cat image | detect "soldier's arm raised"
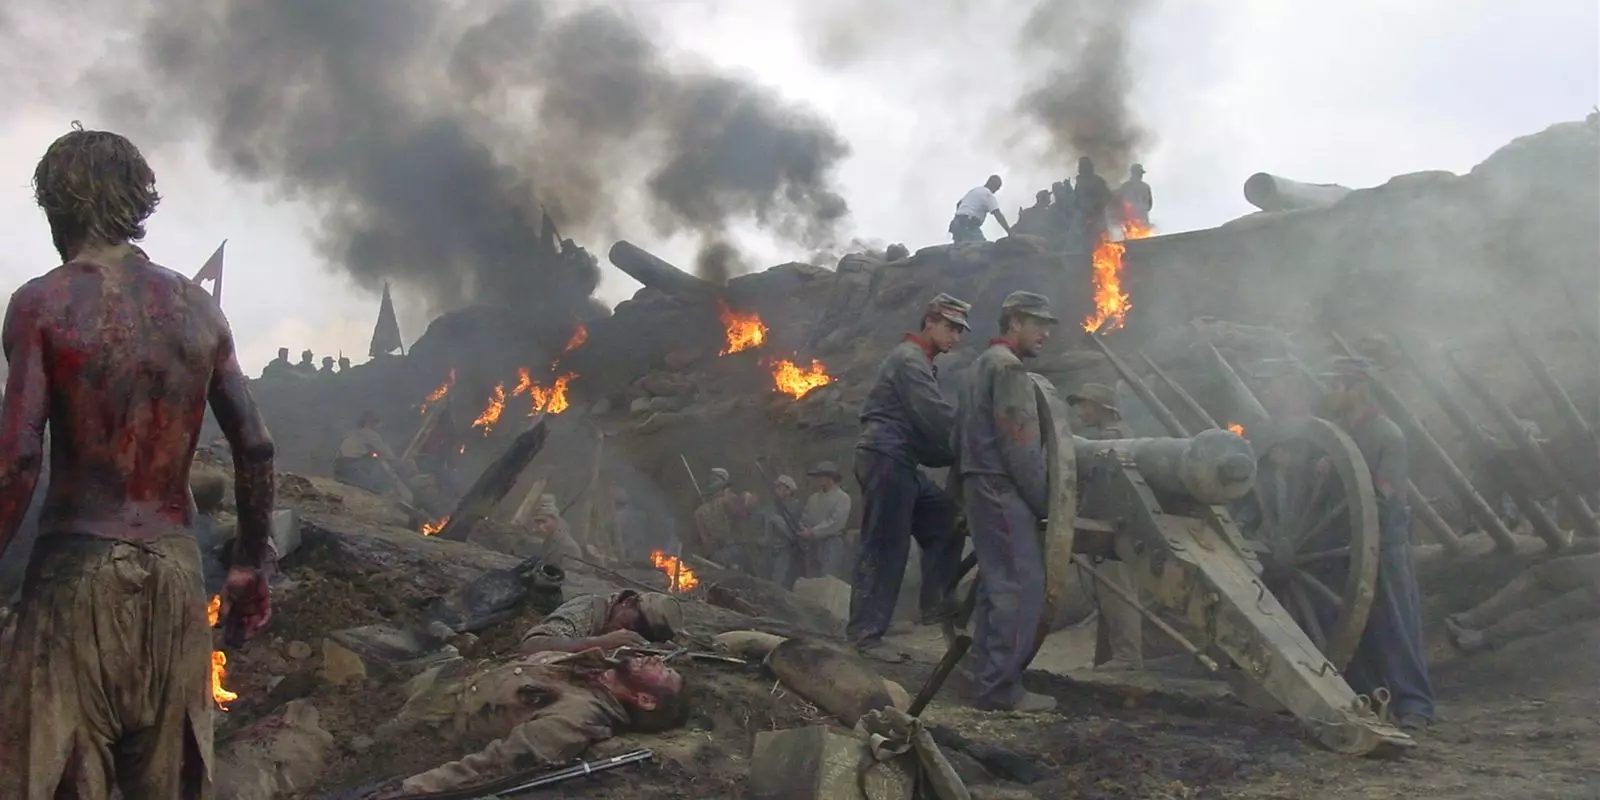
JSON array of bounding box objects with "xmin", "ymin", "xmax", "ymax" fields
[
  {"xmin": 208, "ymin": 317, "xmax": 276, "ymax": 570},
  {"xmin": 992, "ymin": 361, "xmax": 1049, "ymax": 518},
  {"xmin": 0, "ymin": 287, "xmax": 50, "ymax": 560}
]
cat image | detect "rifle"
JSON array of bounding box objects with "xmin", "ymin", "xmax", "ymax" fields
[
  {"xmin": 352, "ymin": 749, "xmax": 655, "ymax": 800},
  {"xmin": 679, "ymin": 454, "xmax": 703, "ymax": 498},
  {"xmin": 751, "ymin": 458, "xmax": 805, "ymax": 544}
]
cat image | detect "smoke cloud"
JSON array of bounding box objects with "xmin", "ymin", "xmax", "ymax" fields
[
  {"xmin": 18, "ymin": 0, "xmax": 851, "ymax": 310},
  {"xmin": 801, "ymin": 0, "xmax": 1153, "ymax": 174}
]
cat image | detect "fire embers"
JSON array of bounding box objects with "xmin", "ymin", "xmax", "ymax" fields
[
  {"xmin": 206, "ymin": 594, "xmax": 239, "ymax": 711},
  {"xmin": 651, "ymin": 550, "xmax": 700, "ymax": 593},
  {"xmin": 1227, "ymin": 422, "xmax": 1245, "ymax": 436},
  {"xmin": 714, "ymin": 302, "xmax": 834, "ymax": 399},
  {"xmin": 420, "ymin": 514, "xmax": 450, "ymax": 536},
  {"xmin": 426, "ymin": 323, "xmax": 589, "ymax": 438},
  {"xmin": 1082, "ymin": 202, "xmax": 1155, "ymax": 333}
]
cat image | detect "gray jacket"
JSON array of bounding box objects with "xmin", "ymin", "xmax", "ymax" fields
[
  {"xmin": 800, "ymin": 487, "xmax": 852, "ymax": 540},
  {"xmin": 857, "ymin": 338, "xmax": 957, "ymax": 467},
  {"xmin": 953, "ymin": 343, "xmax": 1049, "ymax": 518}
]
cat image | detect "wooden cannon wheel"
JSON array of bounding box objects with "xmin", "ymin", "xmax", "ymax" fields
[
  {"xmin": 1249, "ymin": 417, "xmax": 1380, "ymax": 669},
  {"xmin": 942, "ymin": 375, "xmax": 1077, "ymax": 657}
]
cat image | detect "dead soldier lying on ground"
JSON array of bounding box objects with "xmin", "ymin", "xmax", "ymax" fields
[
  {"xmin": 518, "ymin": 589, "xmax": 683, "ymax": 655},
  {"xmin": 366, "ymin": 649, "xmax": 689, "ymax": 797}
]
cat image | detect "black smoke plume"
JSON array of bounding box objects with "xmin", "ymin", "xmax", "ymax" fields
[{"xmin": 25, "ymin": 0, "xmax": 851, "ymax": 309}]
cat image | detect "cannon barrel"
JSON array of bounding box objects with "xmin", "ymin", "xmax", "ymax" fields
[
  {"xmin": 609, "ymin": 240, "xmax": 720, "ymax": 298},
  {"xmin": 1074, "ymin": 428, "xmax": 1256, "ymax": 504},
  {"xmin": 1243, "ymin": 173, "xmax": 1352, "ymax": 213}
]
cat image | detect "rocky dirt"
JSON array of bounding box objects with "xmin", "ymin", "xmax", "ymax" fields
[{"xmin": 192, "ymin": 479, "xmax": 1600, "ymax": 800}]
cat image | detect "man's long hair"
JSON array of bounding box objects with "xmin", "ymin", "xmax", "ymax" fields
[{"xmin": 32, "ymin": 123, "xmax": 161, "ymax": 259}]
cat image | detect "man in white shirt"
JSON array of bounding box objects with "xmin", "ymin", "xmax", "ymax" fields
[{"xmin": 949, "ymin": 175, "xmax": 1013, "ymax": 243}]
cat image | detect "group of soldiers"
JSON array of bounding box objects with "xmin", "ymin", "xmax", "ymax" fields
[
  {"xmin": 684, "ymin": 461, "xmax": 854, "ymax": 590},
  {"xmin": 261, "ymin": 346, "xmax": 354, "ymax": 379},
  {"xmin": 948, "ymin": 157, "xmax": 1154, "ymax": 248}
]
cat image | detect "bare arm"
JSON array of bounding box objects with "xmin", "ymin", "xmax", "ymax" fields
[
  {"xmin": 991, "ymin": 209, "xmax": 1013, "ymax": 234},
  {"xmin": 207, "ymin": 319, "xmax": 276, "ymax": 569},
  {"xmin": 0, "ymin": 289, "xmax": 49, "ymax": 560}
]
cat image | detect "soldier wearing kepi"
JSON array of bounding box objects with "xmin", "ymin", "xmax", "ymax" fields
[
  {"xmin": 1321, "ymin": 356, "xmax": 1434, "ymax": 730},
  {"xmin": 1067, "ymin": 383, "xmax": 1143, "ymax": 671},
  {"xmin": 955, "ymin": 291, "xmax": 1059, "ymax": 711},
  {"xmin": 848, "ymin": 293, "xmax": 970, "ymax": 663},
  {"xmin": 0, "ymin": 126, "xmax": 276, "ymax": 798}
]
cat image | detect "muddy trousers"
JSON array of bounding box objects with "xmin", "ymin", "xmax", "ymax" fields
[
  {"xmin": 0, "ymin": 534, "xmax": 215, "ymax": 800},
  {"xmin": 847, "ymin": 449, "xmax": 961, "ymax": 646},
  {"xmin": 1344, "ymin": 539, "xmax": 1435, "ymax": 720},
  {"xmin": 964, "ymin": 474, "xmax": 1046, "ymax": 708}
]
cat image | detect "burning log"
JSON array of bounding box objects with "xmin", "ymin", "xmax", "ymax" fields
[
  {"xmin": 651, "ymin": 549, "xmax": 700, "ymax": 593},
  {"xmin": 771, "ymin": 357, "xmax": 833, "ymax": 398},
  {"xmin": 436, "ymin": 415, "xmax": 551, "ymax": 542},
  {"xmin": 205, "ymin": 594, "xmax": 238, "ymax": 711},
  {"xmin": 1243, "ymin": 173, "xmax": 1353, "ymax": 213},
  {"xmin": 609, "ymin": 240, "xmax": 720, "ymax": 299}
]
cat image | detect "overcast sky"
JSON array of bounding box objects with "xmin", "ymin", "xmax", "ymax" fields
[{"xmin": 0, "ymin": 0, "xmax": 1594, "ymax": 375}]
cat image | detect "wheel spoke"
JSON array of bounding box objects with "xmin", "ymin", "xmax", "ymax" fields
[
  {"xmin": 1290, "ymin": 497, "xmax": 1349, "ymax": 554},
  {"xmin": 1295, "ymin": 546, "xmax": 1351, "ymax": 566},
  {"xmin": 1289, "ymin": 461, "xmax": 1331, "ymax": 536},
  {"xmin": 1289, "ymin": 581, "xmax": 1328, "ymax": 652},
  {"xmin": 1296, "ymin": 569, "xmax": 1344, "ymax": 610}
]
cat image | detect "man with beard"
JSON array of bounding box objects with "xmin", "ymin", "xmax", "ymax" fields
[
  {"xmin": 0, "ymin": 125, "xmax": 276, "ymax": 799},
  {"xmin": 375, "ymin": 650, "xmax": 689, "ymax": 796},
  {"xmin": 954, "ymin": 291, "xmax": 1059, "ymax": 712},
  {"xmin": 848, "ymin": 294, "xmax": 970, "ymax": 663}
]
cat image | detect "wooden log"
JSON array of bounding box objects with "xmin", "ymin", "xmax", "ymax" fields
[
  {"xmin": 1139, "ymin": 350, "xmax": 1219, "ymax": 429},
  {"xmin": 437, "ymin": 415, "xmax": 550, "ymax": 542},
  {"xmin": 1085, "ymin": 331, "xmax": 1188, "ymax": 437},
  {"xmin": 1506, "ymin": 321, "xmax": 1596, "ymax": 441},
  {"xmin": 1332, "ymin": 333, "xmax": 1520, "ymax": 554},
  {"xmin": 1448, "ymin": 351, "xmax": 1597, "ymax": 542},
  {"xmin": 1388, "ymin": 341, "xmax": 1553, "ymax": 553},
  {"xmin": 1406, "ymin": 483, "xmax": 1465, "ymax": 556}
]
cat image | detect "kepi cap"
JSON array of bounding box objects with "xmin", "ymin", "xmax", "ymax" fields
[
  {"xmin": 926, "ymin": 293, "xmax": 972, "ymax": 330},
  {"xmin": 532, "ymin": 493, "xmax": 560, "ymax": 518},
  {"xmin": 1000, "ymin": 291, "xmax": 1059, "ymax": 323},
  {"xmin": 806, "ymin": 461, "xmax": 841, "ymax": 479},
  {"xmin": 774, "ymin": 474, "xmax": 797, "ymax": 492}
]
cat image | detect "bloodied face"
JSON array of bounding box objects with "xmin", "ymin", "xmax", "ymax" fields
[{"xmin": 615, "ymin": 655, "xmax": 684, "ymax": 707}]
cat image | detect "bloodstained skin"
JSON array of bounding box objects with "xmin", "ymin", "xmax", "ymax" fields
[{"xmin": 0, "ymin": 244, "xmax": 277, "ymax": 629}]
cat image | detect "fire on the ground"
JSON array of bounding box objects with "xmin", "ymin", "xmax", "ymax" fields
[
  {"xmin": 714, "ymin": 302, "xmax": 835, "ymax": 399},
  {"xmin": 651, "ymin": 550, "xmax": 700, "ymax": 593},
  {"xmin": 420, "ymin": 515, "xmax": 450, "ymax": 536},
  {"xmin": 205, "ymin": 594, "xmax": 239, "ymax": 711},
  {"xmin": 1227, "ymin": 422, "xmax": 1245, "ymax": 436}
]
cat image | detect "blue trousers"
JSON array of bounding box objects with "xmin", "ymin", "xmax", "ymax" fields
[
  {"xmin": 964, "ymin": 474, "xmax": 1046, "ymax": 708},
  {"xmin": 1344, "ymin": 537, "xmax": 1436, "ymax": 719},
  {"xmin": 847, "ymin": 449, "xmax": 961, "ymax": 646}
]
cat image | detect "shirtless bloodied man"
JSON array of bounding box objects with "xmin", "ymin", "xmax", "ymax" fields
[{"xmin": 0, "ymin": 125, "xmax": 276, "ymax": 799}]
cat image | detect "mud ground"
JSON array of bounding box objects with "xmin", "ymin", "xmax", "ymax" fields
[{"xmin": 209, "ymin": 499, "xmax": 1598, "ymax": 800}]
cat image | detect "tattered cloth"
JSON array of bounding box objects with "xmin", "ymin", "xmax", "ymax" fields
[
  {"xmin": 854, "ymin": 706, "xmax": 969, "ymax": 800},
  {"xmin": 0, "ymin": 534, "xmax": 215, "ymax": 799}
]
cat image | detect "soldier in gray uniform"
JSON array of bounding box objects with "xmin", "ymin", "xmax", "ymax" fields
[
  {"xmin": 1322, "ymin": 356, "xmax": 1434, "ymax": 730},
  {"xmin": 1068, "ymin": 383, "xmax": 1142, "ymax": 670},
  {"xmin": 954, "ymin": 291, "xmax": 1059, "ymax": 712},
  {"xmin": 848, "ymin": 294, "xmax": 971, "ymax": 662}
]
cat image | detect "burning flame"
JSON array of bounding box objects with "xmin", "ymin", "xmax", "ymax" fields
[
  {"xmin": 511, "ymin": 367, "xmax": 576, "ymax": 416},
  {"xmin": 771, "ymin": 358, "xmax": 833, "ymax": 399},
  {"xmin": 421, "ymin": 515, "xmax": 450, "ymax": 536},
  {"xmin": 1082, "ymin": 204, "xmax": 1155, "ymax": 333},
  {"xmin": 420, "ymin": 369, "xmax": 457, "ymax": 415},
  {"xmin": 563, "ymin": 324, "xmax": 588, "ymax": 353},
  {"xmin": 206, "ymin": 595, "xmax": 238, "ymax": 711},
  {"xmin": 1227, "ymin": 422, "xmax": 1245, "ymax": 436},
  {"xmin": 472, "ymin": 384, "xmax": 507, "ymax": 435},
  {"xmin": 717, "ymin": 300, "xmax": 767, "ymax": 356},
  {"xmin": 651, "ymin": 550, "xmax": 700, "ymax": 593}
]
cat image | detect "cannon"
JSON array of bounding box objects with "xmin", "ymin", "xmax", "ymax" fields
[
  {"xmin": 1243, "ymin": 173, "xmax": 1353, "ymax": 213},
  {"xmin": 944, "ymin": 371, "xmax": 1413, "ymax": 756}
]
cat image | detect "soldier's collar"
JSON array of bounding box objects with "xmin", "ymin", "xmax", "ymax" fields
[{"xmin": 903, "ymin": 333, "xmax": 936, "ymax": 360}]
